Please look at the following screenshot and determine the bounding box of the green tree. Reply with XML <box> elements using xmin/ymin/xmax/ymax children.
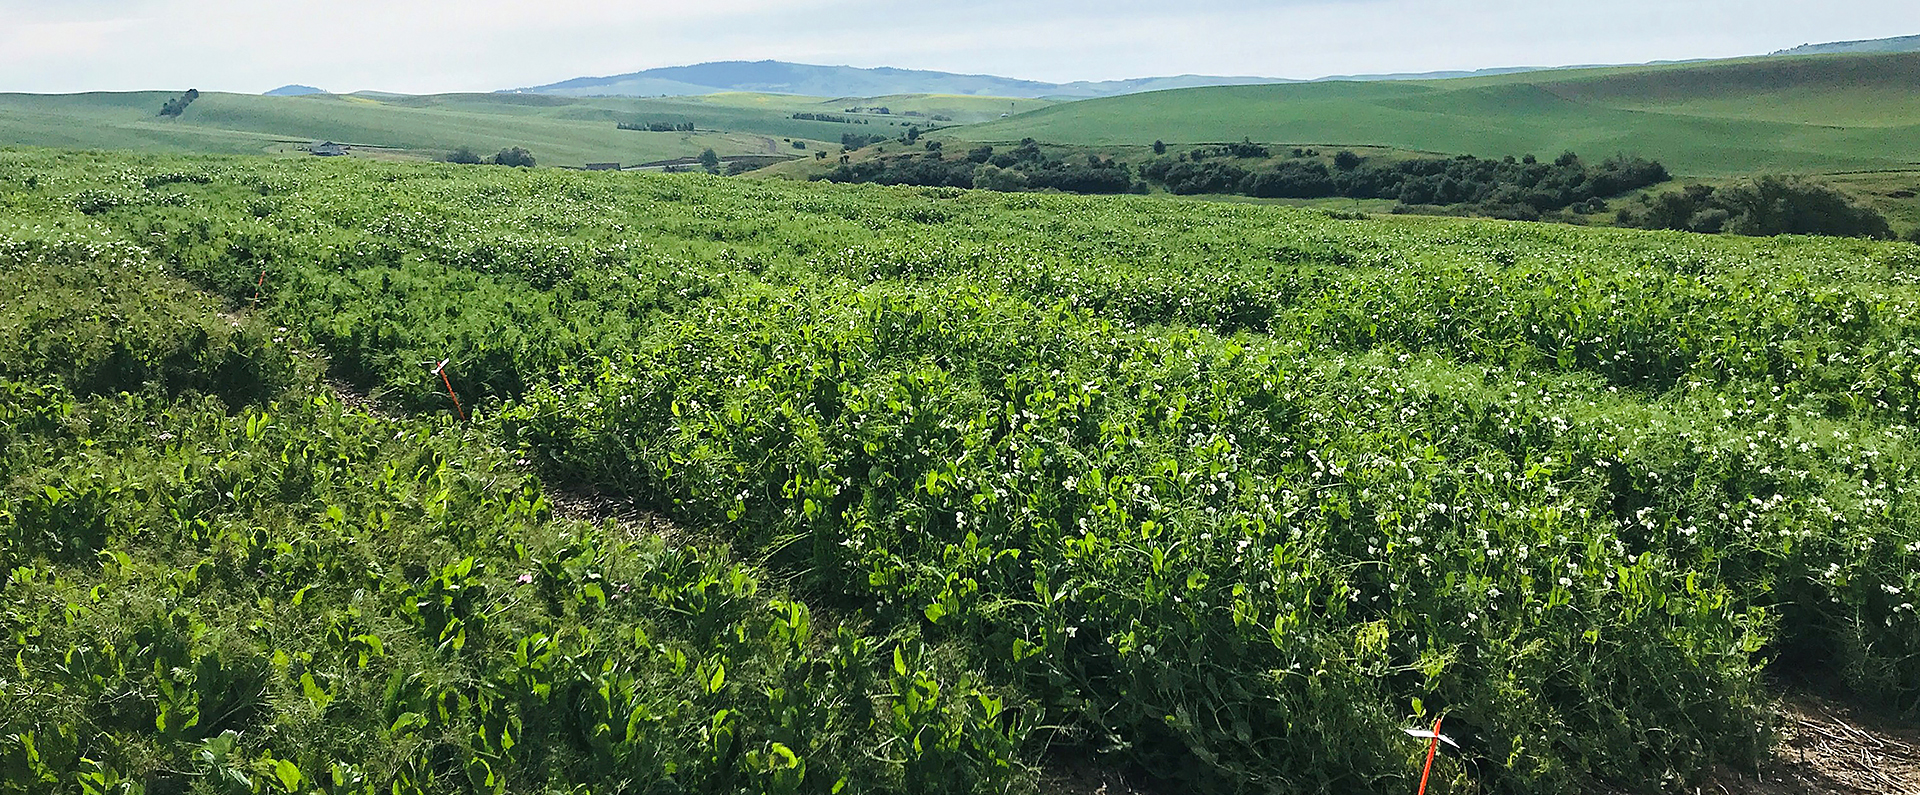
<box><xmin>973</xmin><ymin>164</ymin><xmax>1028</xmax><ymax>192</ymax></box>
<box><xmin>698</xmin><ymin>149</ymin><xmax>721</xmax><ymax>173</ymax></box>
<box><xmin>492</xmin><ymin>147</ymin><xmax>536</xmax><ymax>167</ymax></box>
<box><xmin>446</xmin><ymin>147</ymin><xmax>482</xmax><ymax>165</ymax></box>
<box><xmin>1718</xmin><ymin>176</ymin><xmax>1892</xmax><ymax>238</ymax></box>
<box><xmin>158</xmin><ymin>89</ymin><xmax>200</xmax><ymax>118</ymax></box>
<box><xmin>1153</xmin><ymin>140</ymin><xmax>1167</xmax><ymax>155</ymax></box>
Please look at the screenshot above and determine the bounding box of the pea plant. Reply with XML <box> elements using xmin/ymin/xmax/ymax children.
<box><xmin>3</xmin><ymin>148</ymin><xmax>1919</xmax><ymax>794</ymax></box>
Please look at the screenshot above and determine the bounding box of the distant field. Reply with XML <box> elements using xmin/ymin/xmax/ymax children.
<box><xmin>690</xmin><ymin>92</ymin><xmax>1052</xmax><ymax>123</ymax></box>
<box><xmin>0</xmin><ymin>90</ymin><xmax>1031</xmax><ymax>166</ymax></box>
<box><xmin>952</xmin><ymin>52</ymin><xmax>1920</xmax><ymax>177</ymax></box>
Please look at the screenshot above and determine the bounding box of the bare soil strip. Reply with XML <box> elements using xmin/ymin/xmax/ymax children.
<box><xmin>1710</xmin><ymin>692</ymin><xmax>1920</xmax><ymax>795</ymax></box>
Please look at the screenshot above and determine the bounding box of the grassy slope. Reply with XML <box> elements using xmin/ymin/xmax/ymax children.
<box><xmin>691</xmin><ymin>92</ymin><xmax>1053</xmax><ymax>124</ymax></box>
<box><xmin>952</xmin><ymin>52</ymin><xmax>1920</xmax><ymax>177</ymax></box>
<box><xmin>0</xmin><ymin>90</ymin><xmax>996</xmax><ymax>166</ymax></box>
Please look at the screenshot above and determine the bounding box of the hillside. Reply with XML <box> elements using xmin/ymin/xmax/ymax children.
<box><xmin>0</xmin><ymin>90</ymin><xmax>996</xmax><ymax>166</ymax></box>
<box><xmin>952</xmin><ymin>52</ymin><xmax>1920</xmax><ymax>176</ymax></box>
<box><xmin>1773</xmin><ymin>33</ymin><xmax>1920</xmax><ymax>56</ymax></box>
<box><xmin>506</xmin><ymin>37</ymin><xmax>1920</xmax><ymax>103</ymax></box>
<box><xmin>509</xmin><ymin>59</ymin><xmax>1296</xmax><ymax>99</ymax></box>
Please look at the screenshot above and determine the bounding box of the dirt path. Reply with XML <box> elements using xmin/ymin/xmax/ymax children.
<box><xmin>1041</xmin><ymin>690</ymin><xmax>1920</xmax><ymax>795</ymax></box>
<box><xmin>541</xmin><ymin>482</ymin><xmax>685</xmax><ymax>544</ymax></box>
<box><xmin>1706</xmin><ymin>692</ymin><xmax>1920</xmax><ymax>795</ymax></box>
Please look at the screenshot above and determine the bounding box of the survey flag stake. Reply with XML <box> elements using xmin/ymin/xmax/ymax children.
<box><xmin>428</xmin><ymin>359</ymin><xmax>466</xmax><ymax>422</ymax></box>
<box><xmin>253</xmin><ymin>269</ymin><xmax>266</xmax><ymax>304</ymax></box>
<box><xmin>1403</xmin><ymin>717</ymin><xmax>1453</xmax><ymax>795</ymax></box>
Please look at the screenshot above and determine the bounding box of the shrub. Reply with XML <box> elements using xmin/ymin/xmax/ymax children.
<box><xmin>1620</xmin><ymin>177</ymin><xmax>1893</xmax><ymax>239</ymax></box>
<box><xmin>158</xmin><ymin>89</ymin><xmax>200</xmax><ymax>118</ymax></box>
<box><xmin>972</xmin><ymin>164</ymin><xmax>1028</xmax><ymax>191</ymax></box>
<box><xmin>492</xmin><ymin>147</ymin><xmax>536</xmax><ymax>168</ymax></box>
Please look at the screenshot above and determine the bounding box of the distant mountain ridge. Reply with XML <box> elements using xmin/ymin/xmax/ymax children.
<box><xmin>507</xmin><ymin>61</ymin><xmax>1294</xmax><ymax>99</ymax></box>
<box><xmin>264</xmin><ymin>85</ymin><xmax>328</xmax><ymax>96</ymax></box>
<box><xmin>505</xmin><ymin>34</ymin><xmax>1920</xmax><ymax>102</ymax></box>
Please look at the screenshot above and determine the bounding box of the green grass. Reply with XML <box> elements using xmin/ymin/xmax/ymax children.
<box><xmin>1822</xmin><ymin>170</ymin><xmax>1920</xmax><ymax>230</ymax></box>
<box><xmin>953</xmin><ymin>52</ymin><xmax>1920</xmax><ymax>177</ymax></box>
<box><xmin>0</xmin><ymin>88</ymin><xmax>1043</xmax><ymax>168</ymax></box>
<box><xmin>690</xmin><ymin>92</ymin><xmax>1052</xmax><ymax>124</ymax></box>
<box><xmin>0</xmin><ymin>90</ymin><xmax>987</xmax><ymax>166</ymax></box>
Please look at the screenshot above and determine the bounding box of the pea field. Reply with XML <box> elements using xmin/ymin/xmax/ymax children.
<box><xmin>3</xmin><ymin>147</ymin><xmax>1920</xmax><ymax>794</ymax></box>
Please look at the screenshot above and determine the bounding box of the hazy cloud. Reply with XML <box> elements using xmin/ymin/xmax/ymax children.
<box><xmin>0</xmin><ymin>0</ymin><xmax>1915</xmax><ymax>93</ymax></box>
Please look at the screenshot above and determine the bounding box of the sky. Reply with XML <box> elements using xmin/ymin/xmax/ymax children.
<box><xmin>2</xmin><ymin>0</ymin><xmax>1918</xmax><ymax>94</ymax></box>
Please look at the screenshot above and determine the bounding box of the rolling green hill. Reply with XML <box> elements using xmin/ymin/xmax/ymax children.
<box><xmin>677</xmin><ymin>91</ymin><xmax>1051</xmax><ymax>123</ymax></box>
<box><xmin>1773</xmin><ymin>33</ymin><xmax>1920</xmax><ymax>56</ymax></box>
<box><xmin>0</xmin><ymin>90</ymin><xmax>1016</xmax><ymax>166</ymax></box>
<box><xmin>953</xmin><ymin>52</ymin><xmax>1920</xmax><ymax>177</ymax></box>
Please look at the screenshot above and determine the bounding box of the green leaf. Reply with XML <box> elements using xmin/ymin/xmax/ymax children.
<box><xmin>388</xmin><ymin>711</ymin><xmax>426</xmax><ymax>736</ymax></box>
<box><xmin>273</xmin><ymin>758</ymin><xmax>304</xmax><ymax>793</ymax></box>
<box><xmin>301</xmin><ymin>673</ymin><xmax>333</xmax><ymax>712</ymax></box>
<box><xmin>768</xmin><ymin>742</ymin><xmax>800</xmax><ymax>769</ymax></box>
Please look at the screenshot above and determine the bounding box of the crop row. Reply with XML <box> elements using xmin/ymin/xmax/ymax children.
<box><xmin>0</xmin><ymin>228</ymin><xmax>1020</xmax><ymax>794</ymax></box>
<box><xmin>5</xmin><ymin>149</ymin><xmax>1920</xmax><ymax>793</ymax></box>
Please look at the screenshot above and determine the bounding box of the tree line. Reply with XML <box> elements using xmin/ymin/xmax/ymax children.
<box><xmin>618</xmin><ymin>121</ymin><xmax>695</xmax><ymax>132</ymax></box>
<box><xmin>793</xmin><ymin>113</ymin><xmax>871</xmax><ymax>124</ymax></box>
<box><xmin>841</xmin><ymin>132</ymin><xmax>889</xmax><ymax>150</ymax></box>
<box><xmin>799</xmin><ymin>134</ymin><xmax>1905</xmax><ymax>240</ymax></box>
<box><xmin>1143</xmin><ymin>149</ymin><xmax>1671</xmax><ymax>217</ymax></box>
<box><xmin>446</xmin><ymin>147</ymin><xmax>536</xmax><ymax>167</ymax></box>
<box><xmin>158</xmin><ymin>89</ymin><xmax>200</xmax><ymax>118</ymax></box>
<box><xmin>810</xmin><ymin>138</ymin><xmax>1666</xmax><ymax>210</ymax></box>
<box><xmin>1614</xmin><ymin>177</ymin><xmax>1896</xmax><ymax>239</ymax></box>
<box><xmin>814</xmin><ymin>139</ymin><xmax>1139</xmax><ymax>194</ymax></box>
